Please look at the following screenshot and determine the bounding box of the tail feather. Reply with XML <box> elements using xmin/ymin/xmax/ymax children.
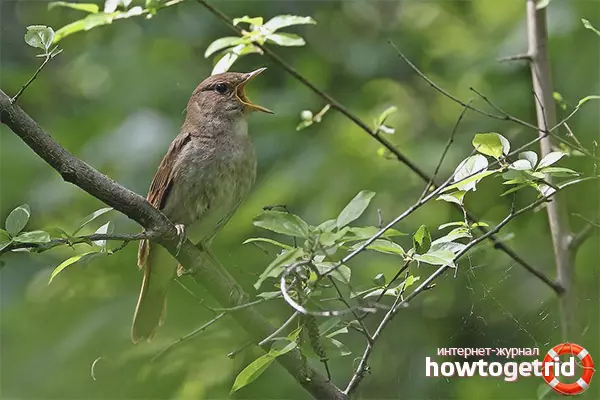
<box><xmin>132</xmin><ymin>241</ymin><xmax>176</xmax><ymax>343</ymax></box>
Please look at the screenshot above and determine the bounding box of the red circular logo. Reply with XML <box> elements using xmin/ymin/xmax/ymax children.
<box><xmin>542</xmin><ymin>343</ymin><xmax>595</xmax><ymax>395</ymax></box>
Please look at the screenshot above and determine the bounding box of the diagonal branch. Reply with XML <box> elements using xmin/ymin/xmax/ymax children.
<box><xmin>0</xmin><ymin>90</ymin><xmax>346</xmax><ymax>400</ymax></box>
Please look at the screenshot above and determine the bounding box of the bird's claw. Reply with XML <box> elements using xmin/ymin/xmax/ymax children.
<box><xmin>175</xmin><ymin>224</ymin><xmax>186</xmax><ymax>256</ymax></box>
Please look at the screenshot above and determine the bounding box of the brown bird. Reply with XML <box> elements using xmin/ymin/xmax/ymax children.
<box><xmin>132</xmin><ymin>68</ymin><xmax>272</xmax><ymax>343</ymax></box>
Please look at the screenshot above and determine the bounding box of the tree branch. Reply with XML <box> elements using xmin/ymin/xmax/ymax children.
<box><xmin>0</xmin><ymin>90</ymin><xmax>346</xmax><ymax>400</ymax></box>
<box><xmin>525</xmin><ymin>0</ymin><xmax>575</xmax><ymax>339</ymax></box>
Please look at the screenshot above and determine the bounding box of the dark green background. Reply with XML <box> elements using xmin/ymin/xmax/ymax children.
<box><xmin>1</xmin><ymin>0</ymin><xmax>599</xmax><ymax>399</ymax></box>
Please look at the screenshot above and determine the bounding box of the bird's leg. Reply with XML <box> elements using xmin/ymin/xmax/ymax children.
<box><xmin>175</xmin><ymin>224</ymin><xmax>186</xmax><ymax>256</ymax></box>
<box><xmin>176</xmin><ymin>240</ymin><xmax>208</xmax><ymax>277</ymax></box>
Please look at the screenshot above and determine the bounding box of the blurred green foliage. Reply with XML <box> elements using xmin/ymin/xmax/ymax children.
<box><xmin>1</xmin><ymin>0</ymin><xmax>599</xmax><ymax>399</ymax></box>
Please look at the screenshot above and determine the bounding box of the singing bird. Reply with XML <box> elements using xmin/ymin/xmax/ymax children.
<box><xmin>132</xmin><ymin>68</ymin><xmax>272</xmax><ymax>343</ymax></box>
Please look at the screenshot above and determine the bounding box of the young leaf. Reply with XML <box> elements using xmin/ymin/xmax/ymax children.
<box><xmin>336</xmin><ymin>190</ymin><xmax>375</xmax><ymax>229</ymax></box>
<box><xmin>472</xmin><ymin>133</ymin><xmax>509</xmax><ymax>159</ymax></box>
<box><xmin>230</xmin><ymin>353</ymin><xmax>275</xmax><ymax>393</ymax></box>
<box><xmin>72</xmin><ymin>207</ymin><xmax>113</xmax><ymax>235</ymax></box>
<box><xmin>243</xmin><ymin>237</ymin><xmax>292</xmax><ymax>249</ymax></box>
<box><xmin>582</xmin><ymin>19</ymin><xmax>600</xmax><ymax>37</ymax></box>
<box><xmin>346</xmin><ymin>226</ymin><xmax>406</xmax><ymax>240</ymax></box>
<box><xmin>48</xmin><ymin>2</ymin><xmax>100</xmax><ymax>13</ymax></box>
<box><xmin>412</xmin><ymin>225</ymin><xmax>431</xmax><ymax>254</ymax></box>
<box><xmin>262</xmin><ymin>15</ymin><xmax>316</xmax><ymax>32</ymax></box>
<box><xmin>204</xmin><ymin>36</ymin><xmax>245</xmax><ymax>58</ymax></box>
<box><xmin>438</xmin><ymin>221</ymin><xmax>466</xmax><ymax>230</ymax></box>
<box><xmin>0</xmin><ymin>229</ymin><xmax>12</xmax><ymax>252</ymax></box>
<box><xmin>93</xmin><ymin>221</ymin><xmax>113</xmax><ymax>249</ymax></box>
<box><xmin>6</xmin><ymin>204</ymin><xmax>31</xmax><ymax>236</ymax></box>
<box><xmin>445</xmin><ymin>155</ymin><xmax>492</xmax><ymax>192</ymax></box>
<box><xmin>13</xmin><ymin>230</ymin><xmax>51</xmax><ymax>244</ymax></box>
<box><xmin>537</xmin><ymin>152</ymin><xmax>566</xmax><ymax>169</ymax></box>
<box><xmin>266</xmin><ymin>33</ymin><xmax>305</xmax><ymax>46</ymax></box>
<box><xmin>25</xmin><ymin>25</ymin><xmax>55</xmax><ymax>51</ymax></box>
<box><xmin>233</xmin><ymin>16</ymin><xmax>263</xmax><ymax>27</ymax></box>
<box><xmin>414</xmin><ymin>249</ymin><xmax>455</xmax><ymax>267</ymax></box>
<box><xmin>522</xmin><ymin>150</ymin><xmax>541</xmax><ymax>168</ymax></box>
<box><xmin>315</xmin><ymin>219</ymin><xmax>337</xmax><ymax>233</ymax></box>
<box><xmin>49</xmin><ymin>251</ymin><xmax>97</xmax><ymax>283</ymax></box>
<box><xmin>536</xmin><ymin>0</ymin><xmax>552</xmax><ymax>10</ymax></box>
<box><xmin>376</xmin><ymin>106</ymin><xmax>397</xmax><ymax>126</ymax></box>
<box><xmin>314</xmin><ymin>262</ymin><xmax>351</xmax><ymax>284</ymax></box>
<box><xmin>437</xmin><ymin>191</ymin><xmax>466</xmax><ymax>206</ymax></box>
<box><xmin>253</xmin><ymin>211</ymin><xmax>310</xmax><ymax>238</ymax></box>
<box><xmin>539</xmin><ymin>167</ymin><xmax>579</xmax><ymax>177</ymax></box>
<box><xmin>254</xmin><ymin>248</ymin><xmax>304</xmax><ymax>289</ymax></box>
<box><xmin>351</xmin><ymin>239</ymin><xmax>405</xmax><ymax>256</ymax></box>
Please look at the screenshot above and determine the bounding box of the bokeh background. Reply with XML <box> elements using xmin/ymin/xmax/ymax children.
<box><xmin>1</xmin><ymin>0</ymin><xmax>599</xmax><ymax>399</ymax></box>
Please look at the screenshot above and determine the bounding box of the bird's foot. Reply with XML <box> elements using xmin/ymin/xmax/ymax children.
<box><xmin>175</xmin><ymin>224</ymin><xmax>186</xmax><ymax>256</ymax></box>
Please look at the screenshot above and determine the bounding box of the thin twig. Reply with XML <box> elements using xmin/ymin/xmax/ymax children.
<box><xmin>258</xmin><ymin>312</ymin><xmax>299</xmax><ymax>346</ymax></box>
<box><xmin>419</xmin><ymin>103</ymin><xmax>470</xmax><ymax>202</ymax></box>
<box><xmin>1</xmin><ymin>231</ymin><xmax>156</xmax><ymax>254</ymax></box>
<box><xmin>11</xmin><ymin>54</ymin><xmax>53</xmax><ymax>104</ymax></box>
<box><xmin>328</xmin><ymin>276</ymin><xmax>373</xmax><ymax>342</ymax></box>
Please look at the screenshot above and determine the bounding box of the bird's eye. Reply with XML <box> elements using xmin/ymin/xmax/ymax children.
<box><xmin>215</xmin><ymin>83</ymin><xmax>228</xmax><ymax>94</ymax></box>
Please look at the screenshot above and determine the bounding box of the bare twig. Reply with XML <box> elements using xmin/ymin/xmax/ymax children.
<box><xmin>328</xmin><ymin>276</ymin><xmax>373</xmax><ymax>342</ymax></box>
<box><xmin>152</xmin><ymin>312</ymin><xmax>226</xmax><ymax>362</ymax></box>
<box><xmin>498</xmin><ymin>53</ymin><xmax>532</xmax><ymax>62</ymax></box>
<box><xmin>419</xmin><ymin>103</ymin><xmax>470</xmax><ymax>201</ymax></box>
<box><xmin>1</xmin><ymin>231</ymin><xmax>156</xmax><ymax>254</ymax></box>
<box><xmin>258</xmin><ymin>312</ymin><xmax>299</xmax><ymax>346</ymax></box>
<box><xmin>11</xmin><ymin>53</ymin><xmax>55</xmax><ymax>104</ymax></box>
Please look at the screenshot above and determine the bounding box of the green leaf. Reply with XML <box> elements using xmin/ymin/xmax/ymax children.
<box><xmin>539</xmin><ymin>167</ymin><xmax>579</xmax><ymax>177</ymax></box>
<box><xmin>25</xmin><ymin>25</ymin><xmax>55</xmax><ymax>51</ymax></box>
<box><xmin>318</xmin><ymin>227</ymin><xmax>349</xmax><ymax>247</ymax></box>
<box><xmin>372</xmin><ymin>273</ymin><xmax>386</xmax><ymax>286</ymax></box>
<box><xmin>233</xmin><ymin>16</ymin><xmax>263</xmax><ymax>27</ymax></box>
<box><xmin>6</xmin><ymin>204</ymin><xmax>31</xmax><ymax>236</ymax></box>
<box><xmin>204</xmin><ymin>36</ymin><xmax>246</xmax><ymax>58</ymax></box>
<box><xmin>433</xmin><ymin>227</ymin><xmax>471</xmax><ymax>243</ymax></box>
<box><xmin>318</xmin><ymin>318</ymin><xmax>343</xmax><ymax>336</ymax></box>
<box><xmin>355</xmin><ymin>239</ymin><xmax>405</xmax><ymax>256</ymax></box>
<box><xmin>336</xmin><ymin>190</ymin><xmax>376</xmax><ymax>229</ymax></box>
<box><xmin>266</xmin><ymin>33</ymin><xmax>305</xmax><ymax>46</ymax></box>
<box><xmin>104</xmin><ymin>0</ymin><xmax>131</xmax><ymax>13</ymax></box>
<box><xmin>448</xmin><ymin>154</ymin><xmax>490</xmax><ymax>192</ymax></box>
<box><xmin>256</xmin><ymin>291</ymin><xmax>281</xmax><ymax>300</ymax></box>
<box><xmin>93</xmin><ymin>221</ymin><xmax>113</xmax><ymax>249</ymax></box>
<box><xmin>243</xmin><ymin>237</ymin><xmax>292</xmax><ymax>249</ymax></box>
<box><xmin>430</xmin><ymin>241</ymin><xmax>466</xmax><ymax>255</ymax></box>
<box><xmin>54</xmin><ymin>13</ymin><xmax>116</xmax><ymax>44</ymax></box>
<box><xmin>13</xmin><ymin>230</ymin><xmax>51</xmax><ymax>244</ymax></box>
<box><xmin>315</xmin><ymin>219</ymin><xmax>337</xmax><ymax>233</ymax></box>
<box><xmin>254</xmin><ymin>248</ymin><xmax>304</xmax><ymax>289</ymax></box>
<box><xmin>0</xmin><ymin>229</ymin><xmax>12</xmax><ymax>252</ymax></box>
<box><xmin>414</xmin><ymin>250</ymin><xmax>455</xmax><ymax>267</ymax></box>
<box><xmin>48</xmin><ymin>2</ymin><xmax>100</xmax><ymax>13</ymax></box>
<box><xmin>230</xmin><ymin>353</ymin><xmax>275</xmax><ymax>393</ymax></box>
<box><xmin>501</xmin><ymin>183</ymin><xmax>535</xmax><ymax>196</ymax></box>
<box><xmin>438</xmin><ymin>221</ymin><xmax>466</xmax><ymax>230</ymax></box>
<box><xmin>376</xmin><ymin>106</ymin><xmax>397</xmax><ymax>126</ymax></box>
<box><xmin>582</xmin><ymin>19</ymin><xmax>600</xmax><ymax>37</ymax></box>
<box><xmin>472</xmin><ymin>133</ymin><xmax>509</xmax><ymax>159</ymax></box>
<box><xmin>576</xmin><ymin>95</ymin><xmax>600</xmax><ymax>108</ymax></box>
<box><xmin>253</xmin><ymin>211</ymin><xmax>310</xmax><ymax>238</ymax></box>
<box><xmin>314</xmin><ymin>261</ymin><xmax>351</xmax><ymax>284</ymax></box>
<box><xmin>436</xmin><ymin>191</ymin><xmax>466</xmax><ymax>206</ymax></box>
<box><xmin>509</xmin><ymin>159</ymin><xmax>533</xmax><ymax>171</ymax></box>
<box><xmin>72</xmin><ymin>207</ymin><xmax>113</xmax><ymax>235</ymax></box>
<box><xmin>412</xmin><ymin>225</ymin><xmax>431</xmax><ymax>255</ymax></box>
<box><xmin>537</xmin><ymin>152</ymin><xmax>566</xmax><ymax>169</ymax></box>
<box><xmin>262</xmin><ymin>15</ymin><xmax>316</xmax><ymax>32</ymax></box>
<box><xmin>470</xmin><ymin>222</ymin><xmax>489</xmax><ymax>228</ymax></box>
<box><xmin>346</xmin><ymin>226</ymin><xmax>406</xmax><ymax>240</ymax></box>
<box><xmin>49</xmin><ymin>251</ymin><xmax>97</xmax><ymax>283</ymax></box>
<box><xmin>211</xmin><ymin>44</ymin><xmax>259</xmax><ymax>74</ymax></box>
<box><xmin>269</xmin><ymin>338</ymin><xmax>298</xmax><ymax>357</ymax></box>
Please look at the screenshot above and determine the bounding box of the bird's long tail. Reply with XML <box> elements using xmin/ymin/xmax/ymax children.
<box><xmin>132</xmin><ymin>239</ymin><xmax>177</xmax><ymax>343</ymax></box>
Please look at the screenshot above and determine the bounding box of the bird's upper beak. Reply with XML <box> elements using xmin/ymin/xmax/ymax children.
<box><xmin>236</xmin><ymin>67</ymin><xmax>274</xmax><ymax>114</ymax></box>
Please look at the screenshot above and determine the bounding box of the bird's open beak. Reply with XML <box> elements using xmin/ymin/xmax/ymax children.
<box><xmin>236</xmin><ymin>67</ymin><xmax>274</xmax><ymax>114</ymax></box>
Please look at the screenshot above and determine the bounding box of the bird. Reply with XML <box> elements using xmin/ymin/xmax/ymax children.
<box><xmin>132</xmin><ymin>68</ymin><xmax>272</xmax><ymax>343</ymax></box>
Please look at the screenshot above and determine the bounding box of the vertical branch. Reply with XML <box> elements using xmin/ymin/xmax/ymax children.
<box><xmin>525</xmin><ymin>0</ymin><xmax>574</xmax><ymax>339</ymax></box>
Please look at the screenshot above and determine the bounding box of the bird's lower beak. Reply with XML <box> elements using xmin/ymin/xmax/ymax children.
<box><xmin>236</xmin><ymin>67</ymin><xmax>274</xmax><ymax>114</ymax></box>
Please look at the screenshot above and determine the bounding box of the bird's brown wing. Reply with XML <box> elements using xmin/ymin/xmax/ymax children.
<box><xmin>137</xmin><ymin>132</ymin><xmax>191</xmax><ymax>268</ymax></box>
<box><xmin>132</xmin><ymin>131</ymin><xmax>191</xmax><ymax>343</ymax></box>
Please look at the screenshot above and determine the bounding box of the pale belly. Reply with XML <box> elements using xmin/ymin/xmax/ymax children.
<box><xmin>161</xmin><ymin>135</ymin><xmax>256</xmax><ymax>245</ymax></box>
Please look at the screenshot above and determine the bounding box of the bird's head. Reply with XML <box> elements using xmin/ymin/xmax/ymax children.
<box><xmin>188</xmin><ymin>68</ymin><xmax>273</xmax><ymax>119</ymax></box>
